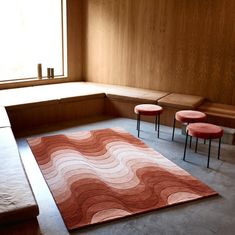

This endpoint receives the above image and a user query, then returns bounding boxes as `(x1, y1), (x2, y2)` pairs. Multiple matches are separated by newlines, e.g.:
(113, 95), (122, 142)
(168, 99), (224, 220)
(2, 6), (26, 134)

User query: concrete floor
(17, 116), (235, 235)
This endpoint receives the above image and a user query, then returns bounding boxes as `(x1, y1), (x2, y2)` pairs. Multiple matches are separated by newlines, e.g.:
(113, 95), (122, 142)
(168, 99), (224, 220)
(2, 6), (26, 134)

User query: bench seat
(0, 127), (39, 224)
(157, 93), (205, 126)
(198, 102), (235, 128)
(158, 93), (205, 109)
(87, 83), (168, 102)
(0, 83), (105, 134)
(0, 82), (104, 107)
(0, 81), (234, 133)
(86, 83), (169, 119)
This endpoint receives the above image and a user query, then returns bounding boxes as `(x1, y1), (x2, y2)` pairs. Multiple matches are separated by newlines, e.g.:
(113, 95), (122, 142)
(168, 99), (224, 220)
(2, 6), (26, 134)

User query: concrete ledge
(222, 126), (235, 145)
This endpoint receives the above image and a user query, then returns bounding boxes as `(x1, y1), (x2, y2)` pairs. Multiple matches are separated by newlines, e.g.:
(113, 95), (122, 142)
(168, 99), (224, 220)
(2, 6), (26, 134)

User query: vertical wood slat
(67, 0), (83, 80)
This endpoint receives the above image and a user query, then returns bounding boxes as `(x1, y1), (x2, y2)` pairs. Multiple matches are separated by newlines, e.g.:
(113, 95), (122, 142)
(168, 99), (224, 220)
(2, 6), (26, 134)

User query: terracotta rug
(27, 128), (217, 230)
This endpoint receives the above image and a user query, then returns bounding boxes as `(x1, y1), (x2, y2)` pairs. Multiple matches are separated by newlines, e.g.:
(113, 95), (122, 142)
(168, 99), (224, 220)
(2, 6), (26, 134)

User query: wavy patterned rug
(27, 128), (217, 230)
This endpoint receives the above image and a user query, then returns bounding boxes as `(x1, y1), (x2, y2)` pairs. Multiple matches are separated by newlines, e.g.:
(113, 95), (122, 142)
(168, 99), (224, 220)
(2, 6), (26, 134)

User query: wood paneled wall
(83, 0), (235, 105)
(67, 0), (83, 81)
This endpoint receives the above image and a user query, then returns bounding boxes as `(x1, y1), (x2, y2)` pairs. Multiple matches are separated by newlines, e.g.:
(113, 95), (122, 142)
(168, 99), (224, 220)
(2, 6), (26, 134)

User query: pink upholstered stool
(183, 123), (223, 168)
(172, 110), (207, 144)
(134, 104), (163, 138)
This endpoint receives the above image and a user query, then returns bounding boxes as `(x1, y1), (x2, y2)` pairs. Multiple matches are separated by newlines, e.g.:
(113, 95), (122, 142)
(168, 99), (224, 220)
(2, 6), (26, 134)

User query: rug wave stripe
(27, 127), (217, 230)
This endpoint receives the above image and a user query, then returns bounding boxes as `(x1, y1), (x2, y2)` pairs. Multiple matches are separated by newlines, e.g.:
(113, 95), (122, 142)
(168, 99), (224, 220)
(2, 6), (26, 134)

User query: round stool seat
(175, 110), (207, 123)
(187, 123), (223, 139)
(134, 104), (163, 116)
(134, 104), (163, 138)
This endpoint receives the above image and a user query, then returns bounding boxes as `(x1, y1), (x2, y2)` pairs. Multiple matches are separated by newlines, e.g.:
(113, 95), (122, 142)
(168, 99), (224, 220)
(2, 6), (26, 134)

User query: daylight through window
(0, 0), (67, 82)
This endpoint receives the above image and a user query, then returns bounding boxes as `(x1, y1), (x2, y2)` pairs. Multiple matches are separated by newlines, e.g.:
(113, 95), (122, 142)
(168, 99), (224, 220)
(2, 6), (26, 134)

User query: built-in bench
(0, 82), (234, 134)
(0, 81), (235, 226)
(157, 94), (235, 143)
(0, 107), (39, 225)
(197, 102), (235, 144)
(88, 83), (169, 121)
(0, 82), (170, 134)
(198, 102), (235, 128)
(157, 93), (205, 127)
(0, 83), (106, 134)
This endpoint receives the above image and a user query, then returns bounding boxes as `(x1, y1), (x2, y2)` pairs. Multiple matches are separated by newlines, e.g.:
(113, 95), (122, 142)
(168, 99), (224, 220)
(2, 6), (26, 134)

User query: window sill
(0, 77), (71, 90)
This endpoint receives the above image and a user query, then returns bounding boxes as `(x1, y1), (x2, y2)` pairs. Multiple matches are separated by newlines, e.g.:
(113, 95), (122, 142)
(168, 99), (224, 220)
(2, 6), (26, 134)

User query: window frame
(0, 0), (68, 87)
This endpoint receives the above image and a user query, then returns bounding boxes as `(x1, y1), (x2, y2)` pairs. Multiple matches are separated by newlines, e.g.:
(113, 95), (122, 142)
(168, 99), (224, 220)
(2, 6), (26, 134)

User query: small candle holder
(37, 64), (42, 79)
(47, 68), (51, 78)
(47, 67), (55, 79)
(50, 68), (54, 79)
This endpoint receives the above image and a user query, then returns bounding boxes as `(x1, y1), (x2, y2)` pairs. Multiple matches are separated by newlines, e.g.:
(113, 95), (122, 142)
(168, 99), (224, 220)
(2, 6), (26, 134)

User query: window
(0, 0), (67, 82)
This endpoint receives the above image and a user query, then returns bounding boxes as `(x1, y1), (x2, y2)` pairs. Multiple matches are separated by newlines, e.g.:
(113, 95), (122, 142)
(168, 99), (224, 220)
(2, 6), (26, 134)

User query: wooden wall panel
(83, 0), (235, 105)
(67, 0), (83, 80)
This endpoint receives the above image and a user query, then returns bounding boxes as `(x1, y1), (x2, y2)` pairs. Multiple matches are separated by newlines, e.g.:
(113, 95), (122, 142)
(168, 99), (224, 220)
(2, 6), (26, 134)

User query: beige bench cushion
(0, 82), (104, 107)
(0, 86), (58, 107)
(198, 102), (235, 119)
(86, 83), (169, 103)
(0, 128), (39, 224)
(60, 93), (105, 103)
(158, 93), (205, 109)
(0, 82), (167, 106)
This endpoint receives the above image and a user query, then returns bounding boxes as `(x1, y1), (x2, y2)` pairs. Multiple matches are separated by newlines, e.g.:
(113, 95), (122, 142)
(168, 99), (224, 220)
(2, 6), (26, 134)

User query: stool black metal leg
(204, 139), (206, 144)
(218, 137), (222, 159)
(189, 136), (192, 148)
(136, 114), (138, 130)
(195, 137), (198, 153)
(183, 131), (189, 161)
(155, 115), (158, 131)
(137, 114), (140, 137)
(207, 138), (212, 168)
(157, 114), (160, 138)
(172, 117), (176, 141)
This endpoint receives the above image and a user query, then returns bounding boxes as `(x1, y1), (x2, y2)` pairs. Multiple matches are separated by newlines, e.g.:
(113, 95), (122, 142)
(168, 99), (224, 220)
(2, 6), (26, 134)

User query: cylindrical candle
(50, 68), (54, 78)
(47, 68), (51, 78)
(37, 64), (42, 79)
